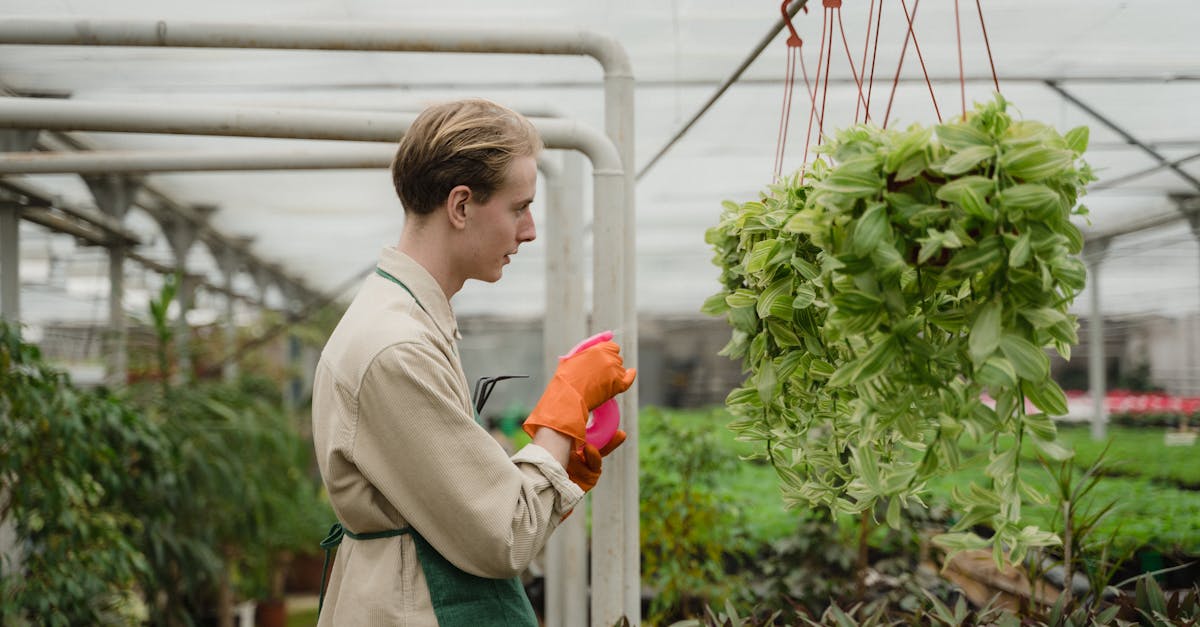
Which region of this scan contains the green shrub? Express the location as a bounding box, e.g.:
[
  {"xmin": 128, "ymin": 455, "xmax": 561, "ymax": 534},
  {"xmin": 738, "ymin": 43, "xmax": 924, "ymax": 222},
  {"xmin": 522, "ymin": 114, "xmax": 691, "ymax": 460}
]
[
  {"xmin": 639, "ymin": 406, "xmax": 745, "ymax": 622},
  {"xmin": 0, "ymin": 320, "xmax": 329, "ymax": 625},
  {"xmin": 0, "ymin": 321, "xmax": 167, "ymax": 626}
]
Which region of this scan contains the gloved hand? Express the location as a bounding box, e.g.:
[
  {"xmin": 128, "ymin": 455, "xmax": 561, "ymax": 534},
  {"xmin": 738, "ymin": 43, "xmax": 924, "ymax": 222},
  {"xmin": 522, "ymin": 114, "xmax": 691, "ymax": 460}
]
[
  {"xmin": 523, "ymin": 341, "xmax": 636, "ymax": 448},
  {"xmin": 566, "ymin": 444, "xmax": 602, "ymax": 492},
  {"xmin": 599, "ymin": 429, "xmax": 626, "ymax": 457},
  {"xmin": 565, "ymin": 429, "xmax": 626, "ymax": 493}
]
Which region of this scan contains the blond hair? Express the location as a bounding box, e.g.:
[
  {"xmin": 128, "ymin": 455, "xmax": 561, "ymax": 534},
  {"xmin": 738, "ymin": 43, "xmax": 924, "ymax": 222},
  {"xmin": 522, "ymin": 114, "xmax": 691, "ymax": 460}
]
[{"xmin": 392, "ymin": 99, "xmax": 542, "ymax": 216}]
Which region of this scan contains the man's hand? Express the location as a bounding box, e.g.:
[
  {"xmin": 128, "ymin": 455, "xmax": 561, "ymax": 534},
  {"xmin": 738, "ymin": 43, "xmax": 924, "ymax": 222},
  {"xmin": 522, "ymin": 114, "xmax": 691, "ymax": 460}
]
[{"xmin": 523, "ymin": 341, "xmax": 635, "ymax": 448}]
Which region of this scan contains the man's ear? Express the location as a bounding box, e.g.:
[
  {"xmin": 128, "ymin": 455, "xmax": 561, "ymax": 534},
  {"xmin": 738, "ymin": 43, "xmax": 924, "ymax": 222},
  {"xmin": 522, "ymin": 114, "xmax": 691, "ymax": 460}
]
[{"xmin": 445, "ymin": 185, "xmax": 471, "ymax": 230}]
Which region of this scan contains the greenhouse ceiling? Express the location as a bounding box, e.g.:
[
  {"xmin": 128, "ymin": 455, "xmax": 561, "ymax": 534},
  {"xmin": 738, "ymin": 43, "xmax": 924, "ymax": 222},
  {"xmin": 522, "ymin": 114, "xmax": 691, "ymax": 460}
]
[{"xmin": 2, "ymin": 0, "xmax": 1198, "ymax": 324}]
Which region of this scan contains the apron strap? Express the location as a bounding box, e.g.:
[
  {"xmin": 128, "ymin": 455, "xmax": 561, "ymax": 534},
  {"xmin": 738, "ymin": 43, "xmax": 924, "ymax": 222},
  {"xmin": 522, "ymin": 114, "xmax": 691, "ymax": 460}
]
[{"xmin": 318, "ymin": 522, "xmax": 411, "ymax": 614}]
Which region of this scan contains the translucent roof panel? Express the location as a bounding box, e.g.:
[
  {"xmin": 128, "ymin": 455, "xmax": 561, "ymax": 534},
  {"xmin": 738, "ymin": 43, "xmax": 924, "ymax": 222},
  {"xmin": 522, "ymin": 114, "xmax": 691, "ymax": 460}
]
[{"xmin": 2, "ymin": 0, "xmax": 1198, "ymax": 322}]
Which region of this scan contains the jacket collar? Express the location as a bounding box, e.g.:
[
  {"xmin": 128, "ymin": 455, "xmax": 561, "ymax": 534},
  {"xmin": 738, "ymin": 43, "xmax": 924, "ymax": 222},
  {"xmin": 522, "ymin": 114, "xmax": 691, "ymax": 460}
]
[{"xmin": 377, "ymin": 247, "xmax": 461, "ymax": 342}]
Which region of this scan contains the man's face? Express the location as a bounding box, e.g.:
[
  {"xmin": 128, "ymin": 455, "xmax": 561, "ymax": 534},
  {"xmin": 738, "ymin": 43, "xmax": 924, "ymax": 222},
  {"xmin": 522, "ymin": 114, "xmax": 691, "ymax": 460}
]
[{"xmin": 462, "ymin": 155, "xmax": 538, "ymax": 283}]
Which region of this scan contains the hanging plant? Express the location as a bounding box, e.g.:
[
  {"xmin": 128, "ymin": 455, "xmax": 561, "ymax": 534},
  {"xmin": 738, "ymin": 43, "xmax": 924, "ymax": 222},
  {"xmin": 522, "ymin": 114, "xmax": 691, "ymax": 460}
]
[{"xmin": 704, "ymin": 95, "xmax": 1095, "ymax": 565}]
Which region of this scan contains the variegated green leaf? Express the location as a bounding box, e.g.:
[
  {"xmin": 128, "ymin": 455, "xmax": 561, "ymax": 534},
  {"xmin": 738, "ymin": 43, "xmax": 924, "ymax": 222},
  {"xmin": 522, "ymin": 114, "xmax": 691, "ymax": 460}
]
[
  {"xmin": 1000, "ymin": 145, "xmax": 1074, "ymax": 181},
  {"xmin": 936, "ymin": 175, "xmax": 996, "ymax": 220},
  {"xmin": 938, "ymin": 145, "xmax": 995, "ymax": 175},
  {"xmin": 969, "ymin": 300, "xmax": 1002, "ymax": 365}
]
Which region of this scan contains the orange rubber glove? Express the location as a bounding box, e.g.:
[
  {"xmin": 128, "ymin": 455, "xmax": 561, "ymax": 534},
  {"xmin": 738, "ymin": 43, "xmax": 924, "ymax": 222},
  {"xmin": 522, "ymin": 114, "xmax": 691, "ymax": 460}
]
[
  {"xmin": 523, "ymin": 340, "xmax": 636, "ymax": 449},
  {"xmin": 566, "ymin": 444, "xmax": 602, "ymax": 493},
  {"xmin": 565, "ymin": 429, "xmax": 626, "ymax": 493}
]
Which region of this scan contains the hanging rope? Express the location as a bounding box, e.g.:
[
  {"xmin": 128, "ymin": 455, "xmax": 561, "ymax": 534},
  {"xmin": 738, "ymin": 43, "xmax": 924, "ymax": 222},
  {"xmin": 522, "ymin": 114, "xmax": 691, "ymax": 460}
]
[
  {"xmin": 955, "ymin": 0, "xmax": 966, "ymax": 119},
  {"xmin": 863, "ymin": 0, "xmax": 885, "ymax": 124},
  {"xmin": 773, "ymin": 0, "xmax": 810, "ymax": 180},
  {"xmin": 836, "ymin": 4, "xmax": 870, "ymax": 123},
  {"xmin": 799, "ymin": 1, "xmax": 832, "ymax": 178},
  {"xmin": 883, "ymin": 0, "xmax": 940, "ymax": 128},
  {"xmin": 976, "ymin": 0, "xmax": 1001, "ymax": 93},
  {"xmin": 855, "ymin": 0, "xmax": 878, "ymax": 123},
  {"xmin": 777, "ymin": 0, "xmax": 1001, "ymax": 177}
]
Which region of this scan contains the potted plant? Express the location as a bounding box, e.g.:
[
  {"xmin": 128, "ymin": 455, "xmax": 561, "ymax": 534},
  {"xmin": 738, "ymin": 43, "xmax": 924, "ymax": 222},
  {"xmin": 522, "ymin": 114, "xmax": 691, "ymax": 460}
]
[{"xmin": 704, "ymin": 95, "xmax": 1095, "ymax": 566}]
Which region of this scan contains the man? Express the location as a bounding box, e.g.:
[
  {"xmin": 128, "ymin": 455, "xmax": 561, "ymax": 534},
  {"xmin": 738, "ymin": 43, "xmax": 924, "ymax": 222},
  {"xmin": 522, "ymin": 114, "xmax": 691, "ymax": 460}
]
[{"xmin": 312, "ymin": 98, "xmax": 635, "ymax": 626}]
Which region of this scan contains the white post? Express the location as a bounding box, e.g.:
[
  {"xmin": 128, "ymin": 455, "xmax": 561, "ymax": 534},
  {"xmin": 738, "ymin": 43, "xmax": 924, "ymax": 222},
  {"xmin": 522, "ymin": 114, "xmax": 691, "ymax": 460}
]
[
  {"xmin": 542, "ymin": 151, "xmax": 588, "ymax": 627},
  {"xmin": 84, "ymin": 174, "xmax": 141, "ymax": 388},
  {"xmin": 596, "ymin": 54, "xmax": 639, "ymax": 627},
  {"xmin": 1086, "ymin": 240, "xmax": 1110, "ymax": 441},
  {"xmin": 215, "ymin": 243, "xmax": 246, "ymax": 382}
]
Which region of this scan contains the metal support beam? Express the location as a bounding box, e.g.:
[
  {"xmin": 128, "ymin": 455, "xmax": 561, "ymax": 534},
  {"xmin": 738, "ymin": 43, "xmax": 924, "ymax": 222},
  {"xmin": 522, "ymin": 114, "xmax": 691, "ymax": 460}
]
[
  {"xmin": 214, "ymin": 239, "xmax": 250, "ymax": 382},
  {"xmin": 0, "ymin": 147, "xmax": 393, "ymax": 174},
  {"xmin": 1, "ymin": 179, "xmax": 142, "ymax": 245},
  {"xmin": 154, "ymin": 211, "xmax": 204, "ymax": 381},
  {"xmin": 84, "ymin": 174, "xmax": 142, "ymax": 388},
  {"xmin": 0, "ymin": 201, "xmax": 18, "ymax": 322},
  {"xmin": 1045, "ymin": 81, "xmax": 1200, "ymax": 194},
  {"xmin": 1085, "ymin": 240, "xmax": 1110, "ymax": 441}
]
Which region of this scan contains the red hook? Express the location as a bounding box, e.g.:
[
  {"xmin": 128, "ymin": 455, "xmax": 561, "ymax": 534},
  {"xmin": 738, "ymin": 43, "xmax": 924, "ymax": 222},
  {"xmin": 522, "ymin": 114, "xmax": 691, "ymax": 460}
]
[{"xmin": 780, "ymin": 0, "xmax": 807, "ymax": 47}]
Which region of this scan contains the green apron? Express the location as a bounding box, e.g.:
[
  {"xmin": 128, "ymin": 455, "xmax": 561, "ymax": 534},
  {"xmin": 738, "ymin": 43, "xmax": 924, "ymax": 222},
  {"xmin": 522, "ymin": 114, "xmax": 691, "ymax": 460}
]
[{"xmin": 319, "ymin": 522, "xmax": 538, "ymax": 627}]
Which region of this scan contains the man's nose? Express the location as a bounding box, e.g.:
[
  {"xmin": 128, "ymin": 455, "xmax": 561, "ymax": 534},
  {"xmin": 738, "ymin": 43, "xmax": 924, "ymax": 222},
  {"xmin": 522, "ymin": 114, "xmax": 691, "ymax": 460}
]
[{"xmin": 519, "ymin": 212, "xmax": 536, "ymax": 243}]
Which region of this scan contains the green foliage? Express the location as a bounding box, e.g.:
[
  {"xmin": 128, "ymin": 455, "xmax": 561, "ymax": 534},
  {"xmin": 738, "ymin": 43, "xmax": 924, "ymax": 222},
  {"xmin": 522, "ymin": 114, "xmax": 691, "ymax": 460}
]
[
  {"xmin": 129, "ymin": 376, "xmax": 330, "ymax": 611},
  {"xmin": 0, "ymin": 321, "xmax": 163, "ymax": 626},
  {"xmin": 640, "ymin": 407, "xmax": 744, "ymax": 622},
  {"xmin": 1056, "ymin": 426, "xmax": 1200, "ymax": 489},
  {"xmin": 1027, "ymin": 447, "xmax": 1131, "ymax": 616},
  {"xmin": 0, "ymin": 318, "xmax": 329, "ymax": 624},
  {"xmin": 704, "ymin": 95, "xmax": 1095, "ymax": 566}
]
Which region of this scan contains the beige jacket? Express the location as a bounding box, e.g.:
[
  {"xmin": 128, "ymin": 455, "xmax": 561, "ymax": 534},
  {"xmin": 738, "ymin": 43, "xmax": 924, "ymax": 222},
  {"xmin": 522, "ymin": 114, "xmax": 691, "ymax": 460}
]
[{"xmin": 312, "ymin": 247, "xmax": 583, "ymax": 626}]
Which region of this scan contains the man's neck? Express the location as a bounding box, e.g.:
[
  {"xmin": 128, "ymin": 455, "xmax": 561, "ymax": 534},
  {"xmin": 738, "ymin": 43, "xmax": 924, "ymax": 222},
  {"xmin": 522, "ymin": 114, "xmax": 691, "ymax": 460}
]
[{"xmin": 398, "ymin": 225, "xmax": 463, "ymax": 300}]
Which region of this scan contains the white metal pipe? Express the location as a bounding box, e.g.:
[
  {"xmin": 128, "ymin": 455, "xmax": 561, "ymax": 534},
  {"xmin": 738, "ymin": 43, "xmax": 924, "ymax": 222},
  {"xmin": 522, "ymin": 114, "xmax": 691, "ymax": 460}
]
[
  {"xmin": 597, "ymin": 57, "xmax": 640, "ymax": 627},
  {"xmin": 0, "ymin": 18, "xmax": 633, "ymax": 78},
  {"xmin": 0, "ymin": 97, "xmax": 623, "ymax": 173},
  {"xmin": 107, "ymin": 243, "xmax": 127, "ymax": 387},
  {"xmin": 0, "ymin": 147, "xmax": 395, "ymax": 174}
]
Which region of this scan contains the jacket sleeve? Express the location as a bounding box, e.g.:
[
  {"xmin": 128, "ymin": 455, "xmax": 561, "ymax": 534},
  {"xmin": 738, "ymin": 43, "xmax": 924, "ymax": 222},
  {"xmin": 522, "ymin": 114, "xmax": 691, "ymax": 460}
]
[{"xmin": 351, "ymin": 340, "xmax": 584, "ymax": 579}]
